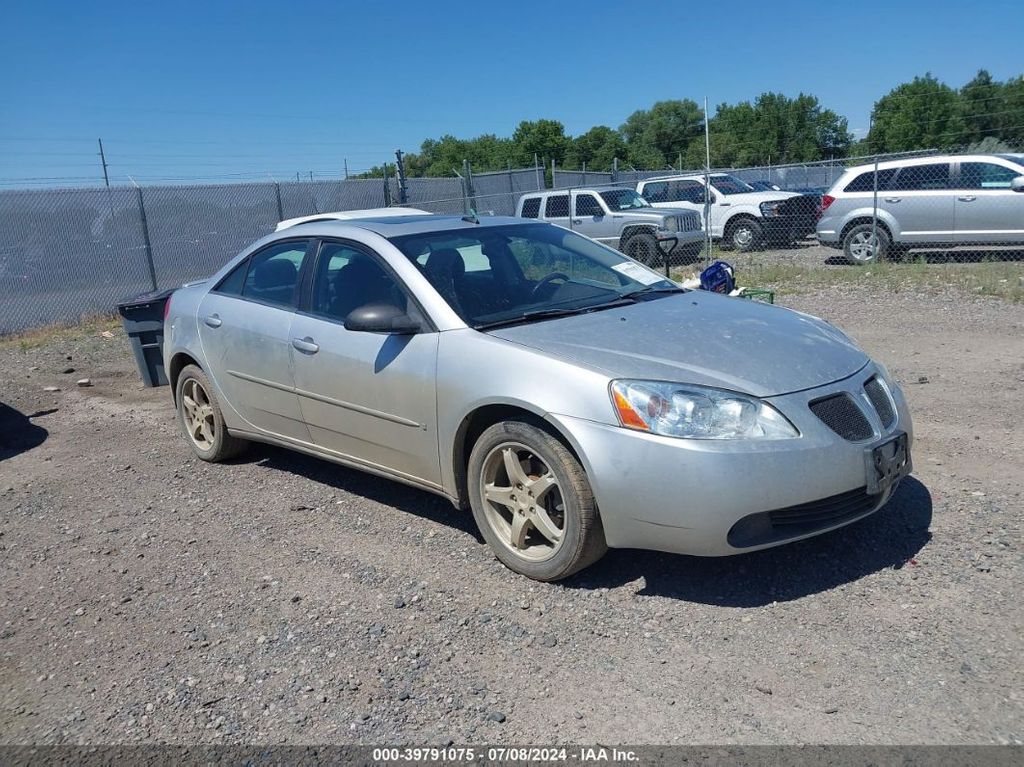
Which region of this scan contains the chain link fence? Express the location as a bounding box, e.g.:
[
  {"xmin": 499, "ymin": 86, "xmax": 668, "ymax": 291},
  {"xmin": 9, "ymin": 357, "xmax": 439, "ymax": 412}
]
[{"xmin": 2, "ymin": 147, "xmax": 1022, "ymax": 333}]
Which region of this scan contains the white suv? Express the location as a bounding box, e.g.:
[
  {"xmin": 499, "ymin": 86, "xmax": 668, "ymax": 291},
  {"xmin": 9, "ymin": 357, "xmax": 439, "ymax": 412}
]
[{"xmin": 636, "ymin": 174, "xmax": 820, "ymax": 251}]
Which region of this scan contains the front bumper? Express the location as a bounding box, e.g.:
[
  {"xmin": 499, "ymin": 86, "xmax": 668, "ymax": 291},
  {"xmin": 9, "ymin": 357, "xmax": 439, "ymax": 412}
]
[
  {"xmin": 763, "ymin": 213, "xmax": 817, "ymax": 242},
  {"xmin": 549, "ymin": 364, "xmax": 913, "ymax": 556}
]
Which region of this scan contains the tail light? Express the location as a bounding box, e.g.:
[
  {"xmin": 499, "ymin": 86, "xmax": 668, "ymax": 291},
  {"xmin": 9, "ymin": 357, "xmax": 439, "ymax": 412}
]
[
  {"xmin": 163, "ymin": 293, "xmax": 173, "ymax": 322},
  {"xmin": 820, "ymin": 194, "xmax": 835, "ymax": 215}
]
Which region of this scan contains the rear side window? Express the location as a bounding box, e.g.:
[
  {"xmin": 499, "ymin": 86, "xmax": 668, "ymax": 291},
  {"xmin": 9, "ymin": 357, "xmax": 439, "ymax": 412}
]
[
  {"xmin": 240, "ymin": 241, "xmax": 309, "ymax": 308},
  {"xmin": 890, "ymin": 163, "xmax": 950, "ymax": 191},
  {"xmin": 545, "ymin": 195, "xmax": 569, "ymax": 218},
  {"xmin": 520, "ymin": 197, "xmax": 541, "ymax": 218},
  {"xmin": 959, "ymin": 162, "xmax": 1018, "ymax": 189},
  {"xmin": 215, "ymin": 259, "xmax": 249, "ymax": 296},
  {"xmin": 843, "ymin": 168, "xmax": 898, "ymax": 192},
  {"xmin": 642, "ymin": 182, "xmax": 668, "ymax": 203}
]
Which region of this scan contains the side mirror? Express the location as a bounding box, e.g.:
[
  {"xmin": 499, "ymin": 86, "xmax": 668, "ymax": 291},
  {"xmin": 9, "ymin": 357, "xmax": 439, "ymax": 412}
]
[
  {"xmin": 1011, "ymin": 176, "xmax": 1024, "ymax": 192},
  {"xmin": 344, "ymin": 303, "xmax": 420, "ymax": 334}
]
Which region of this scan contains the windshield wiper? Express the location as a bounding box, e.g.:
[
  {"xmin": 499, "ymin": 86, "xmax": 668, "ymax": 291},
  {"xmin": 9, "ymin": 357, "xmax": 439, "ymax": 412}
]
[
  {"xmin": 476, "ymin": 299, "xmax": 637, "ymax": 330},
  {"xmin": 618, "ymin": 284, "xmax": 684, "ymax": 301}
]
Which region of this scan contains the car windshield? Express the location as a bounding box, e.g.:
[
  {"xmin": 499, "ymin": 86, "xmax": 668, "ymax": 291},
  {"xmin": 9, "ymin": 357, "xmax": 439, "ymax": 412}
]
[
  {"xmin": 389, "ymin": 222, "xmax": 679, "ymax": 329},
  {"xmin": 709, "ymin": 174, "xmax": 756, "ymax": 195},
  {"xmin": 599, "ymin": 189, "xmax": 651, "ymax": 210}
]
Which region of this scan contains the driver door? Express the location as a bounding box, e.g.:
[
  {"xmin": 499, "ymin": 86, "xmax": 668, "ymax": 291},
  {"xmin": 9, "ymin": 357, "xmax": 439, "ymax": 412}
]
[{"xmin": 289, "ymin": 240, "xmax": 441, "ymax": 486}]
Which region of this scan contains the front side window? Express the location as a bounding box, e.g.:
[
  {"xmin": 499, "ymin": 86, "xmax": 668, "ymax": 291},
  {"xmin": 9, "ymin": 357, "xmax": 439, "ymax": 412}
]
[
  {"xmin": 959, "ymin": 162, "xmax": 1019, "ymax": 189},
  {"xmin": 545, "ymin": 195, "xmax": 569, "ymax": 218},
  {"xmin": 310, "ymin": 242, "xmax": 407, "ymax": 322},
  {"xmin": 520, "ymin": 197, "xmax": 541, "ymax": 218},
  {"xmin": 389, "ymin": 223, "xmax": 678, "ymax": 329},
  {"xmin": 574, "ymin": 194, "xmax": 603, "ymax": 217},
  {"xmin": 599, "ymin": 188, "xmax": 650, "ymax": 210},
  {"xmin": 236, "ymin": 240, "xmax": 309, "ymax": 308},
  {"xmin": 890, "ymin": 163, "xmax": 950, "ymax": 191},
  {"xmin": 672, "ymin": 180, "xmax": 707, "ymax": 204},
  {"xmin": 708, "ymin": 174, "xmax": 755, "ymax": 195}
]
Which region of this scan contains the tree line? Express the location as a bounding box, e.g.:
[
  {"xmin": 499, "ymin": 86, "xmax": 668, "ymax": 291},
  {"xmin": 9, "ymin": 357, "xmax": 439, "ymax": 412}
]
[{"xmin": 361, "ymin": 70, "xmax": 1023, "ymax": 178}]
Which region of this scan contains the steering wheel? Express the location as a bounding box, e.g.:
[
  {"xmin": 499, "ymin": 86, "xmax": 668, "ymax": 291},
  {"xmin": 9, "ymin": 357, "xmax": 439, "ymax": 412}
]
[{"xmin": 529, "ymin": 272, "xmax": 570, "ymax": 301}]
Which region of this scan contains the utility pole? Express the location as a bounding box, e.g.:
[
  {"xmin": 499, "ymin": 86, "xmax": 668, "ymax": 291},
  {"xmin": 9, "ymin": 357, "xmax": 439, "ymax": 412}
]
[
  {"xmin": 98, "ymin": 138, "xmax": 110, "ymax": 187},
  {"xmin": 703, "ymin": 97, "xmax": 713, "ymax": 264}
]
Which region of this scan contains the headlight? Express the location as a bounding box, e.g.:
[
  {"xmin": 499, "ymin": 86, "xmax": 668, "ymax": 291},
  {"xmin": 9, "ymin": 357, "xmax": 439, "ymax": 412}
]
[
  {"xmin": 663, "ymin": 216, "xmax": 679, "ymax": 232},
  {"xmin": 760, "ymin": 201, "xmax": 784, "ymax": 217},
  {"xmin": 610, "ymin": 380, "xmax": 799, "ymax": 440}
]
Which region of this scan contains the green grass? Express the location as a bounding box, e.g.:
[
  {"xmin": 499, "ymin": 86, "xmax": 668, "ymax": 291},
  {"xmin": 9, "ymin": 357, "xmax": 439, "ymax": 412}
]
[
  {"xmin": 0, "ymin": 313, "xmax": 122, "ymax": 352},
  {"xmin": 673, "ymin": 257, "xmax": 1024, "ymax": 304}
]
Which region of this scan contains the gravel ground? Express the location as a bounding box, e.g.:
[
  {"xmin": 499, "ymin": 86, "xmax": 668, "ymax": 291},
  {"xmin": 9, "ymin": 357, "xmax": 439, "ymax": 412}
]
[{"xmin": 0, "ymin": 282, "xmax": 1021, "ymax": 746}]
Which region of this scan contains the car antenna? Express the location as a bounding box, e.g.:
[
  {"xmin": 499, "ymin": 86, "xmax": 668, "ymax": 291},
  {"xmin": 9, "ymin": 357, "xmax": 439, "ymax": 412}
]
[{"xmin": 461, "ymin": 208, "xmax": 480, "ymax": 225}]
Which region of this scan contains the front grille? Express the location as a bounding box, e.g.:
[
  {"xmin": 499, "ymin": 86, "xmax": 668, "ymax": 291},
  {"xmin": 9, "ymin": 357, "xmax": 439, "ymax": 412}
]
[
  {"xmin": 674, "ymin": 213, "xmax": 701, "ymax": 232},
  {"xmin": 809, "ymin": 393, "xmax": 873, "ymax": 441},
  {"xmin": 864, "ymin": 377, "xmax": 895, "ymax": 428},
  {"xmin": 728, "ymin": 487, "xmax": 881, "ymax": 548}
]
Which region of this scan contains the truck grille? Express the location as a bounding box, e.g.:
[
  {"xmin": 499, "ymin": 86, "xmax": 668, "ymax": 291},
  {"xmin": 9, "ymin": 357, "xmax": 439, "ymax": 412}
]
[
  {"xmin": 727, "ymin": 487, "xmax": 881, "ymax": 548},
  {"xmin": 864, "ymin": 377, "xmax": 895, "ymax": 428},
  {"xmin": 809, "ymin": 393, "xmax": 873, "ymax": 441},
  {"xmin": 674, "ymin": 213, "xmax": 701, "ymax": 232}
]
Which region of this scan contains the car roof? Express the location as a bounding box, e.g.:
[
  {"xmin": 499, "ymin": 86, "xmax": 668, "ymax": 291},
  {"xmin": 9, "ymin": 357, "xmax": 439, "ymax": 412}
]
[
  {"xmin": 273, "ymin": 214, "xmax": 530, "ymax": 239},
  {"xmin": 275, "ymin": 207, "xmax": 429, "ymax": 230},
  {"xmin": 640, "ymin": 173, "xmax": 730, "ymax": 183},
  {"xmin": 842, "ymin": 153, "xmax": 1024, "ymax": 173},
  {"xmin": 521, "ymin": 186, "xmax": 629, "ymax": 196}
]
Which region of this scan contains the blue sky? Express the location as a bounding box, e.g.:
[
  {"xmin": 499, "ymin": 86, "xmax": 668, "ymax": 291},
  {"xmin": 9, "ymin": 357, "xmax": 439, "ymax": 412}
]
[{"xmin": 1, "ymin": 0, "xmax": 1022, "ymax": 186}]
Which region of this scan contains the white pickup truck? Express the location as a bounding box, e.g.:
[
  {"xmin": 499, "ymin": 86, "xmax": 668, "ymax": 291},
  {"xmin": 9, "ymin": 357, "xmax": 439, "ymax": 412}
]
[{"xmin": 636, "ymin": 174, "xmax": 820, "ymax": 251}]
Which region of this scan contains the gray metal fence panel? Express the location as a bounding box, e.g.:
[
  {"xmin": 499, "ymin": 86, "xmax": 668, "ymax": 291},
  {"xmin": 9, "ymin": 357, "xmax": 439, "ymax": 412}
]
[
  {"xmin": 0, "ymin": 186, "xmax": 153, "ymax": 333},
  {"xmin": 553, "ymin": 170, "xmax": 614, "ymax": 188}
]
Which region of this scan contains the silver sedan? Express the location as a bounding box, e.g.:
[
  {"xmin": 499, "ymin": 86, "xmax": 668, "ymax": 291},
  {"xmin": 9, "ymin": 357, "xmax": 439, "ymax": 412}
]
[{"xmin": 164, "ymin": 215, "xmax": 913, "ymax": 580}]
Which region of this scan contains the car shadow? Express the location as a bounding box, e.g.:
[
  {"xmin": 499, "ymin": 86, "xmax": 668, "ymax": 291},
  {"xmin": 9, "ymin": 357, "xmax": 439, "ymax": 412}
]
[
  {"xmin": 563, "ymin": 476, "xmax": 933, "ymax": 607},
  {"xmin": 0, "ymin": 402, "xmax": 50, "ymax": 461},
  {"xmin": 246, "ymin": 443, "xmax": 481, "ymax": 539},
  {"xmin": 824, "ymin": 249, "xmax": 1024, "ymax": 266}
]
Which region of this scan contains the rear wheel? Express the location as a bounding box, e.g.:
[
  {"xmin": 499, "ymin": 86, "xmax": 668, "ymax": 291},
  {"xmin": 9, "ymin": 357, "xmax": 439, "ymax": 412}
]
[
  {"xmin": 726, "ymin": 217, "xmax": 763, "ymax": 252},
  {"xmin": 842, "ymin": 223, "xmax": 890, "ymax": 264},
  {"xmin": 623, "ymin": 231, "xmax": 662, "ymax": 267},
  {"xmin": 467, "ymin": 420, "xmax": 606, "ymax": 581},
  {"xmin": 175, "ymin": 364, "xmax": 247, "ymax": 462}
]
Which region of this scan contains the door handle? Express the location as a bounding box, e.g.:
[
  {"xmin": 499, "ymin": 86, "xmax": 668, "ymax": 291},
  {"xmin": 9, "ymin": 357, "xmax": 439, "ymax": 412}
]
[
  {"xmin": 884, "ymin": 197, "xmax": 901, "ymax": 203},
  {"xmin": 571, "ymin": 218, "xmax": 583, "ymax": 224},
  {"xmin": 292, "ymin": 336, "xmax": 319, "ymax": 354},
  {"xmin": 958, "ymin": 195, "xmax": 977, "ymax": 202},
  {"xmin": 203, "ymin": 314, "xmax": 222, "ymax": 328}
]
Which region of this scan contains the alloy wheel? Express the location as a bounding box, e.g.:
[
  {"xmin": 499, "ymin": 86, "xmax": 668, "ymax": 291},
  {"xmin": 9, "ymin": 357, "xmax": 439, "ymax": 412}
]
[
  {"xmin": 479, "ymin": 442, "xmax": 565, "ymax": 562},
  {"xmin": 181, "ymin": 377, "xmax": 217, "ymax": 451}
]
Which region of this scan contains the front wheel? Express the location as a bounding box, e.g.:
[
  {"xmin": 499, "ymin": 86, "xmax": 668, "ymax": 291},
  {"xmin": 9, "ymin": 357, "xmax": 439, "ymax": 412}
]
[
  {"xmin": 842, "ymin": 223, "xmax": 890, "ymax": 264},
  {"xmin": 623, "ymin": 231, "xmax": 662, "ymax": 267},
  {"xmin": 467, "ymin": 420, "xmax": 607, "ymax": 581},
  {"xmin": 726, "ymin": 217, "xmax": 763, "ymax": 252}
]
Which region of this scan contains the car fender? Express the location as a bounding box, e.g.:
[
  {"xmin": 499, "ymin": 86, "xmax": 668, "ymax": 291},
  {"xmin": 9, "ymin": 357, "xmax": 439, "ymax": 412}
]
[
  {"xmin": 719, "ymin": 204, "xmax": 764, "ymax": 234},
  {"xmin": 838, "ymin": 205, "xmax": 903, "ymax": 240}
]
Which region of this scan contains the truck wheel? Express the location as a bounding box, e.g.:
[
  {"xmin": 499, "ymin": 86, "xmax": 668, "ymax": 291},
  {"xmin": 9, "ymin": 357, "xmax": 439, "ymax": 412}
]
[
  {"xmin": 726, "ymin": 217, "xmax": 763, "ymax": 252},
  {"xmin": 842, "ymin": 223, "xmax": 890, "ymax": 264},
  {"xmin": 467, "ymin": 420, "xmax": 607, "ymax": 581},
  {"xmin": 623, "ymin": 231, "xmax": 662, "ymax": 267}
]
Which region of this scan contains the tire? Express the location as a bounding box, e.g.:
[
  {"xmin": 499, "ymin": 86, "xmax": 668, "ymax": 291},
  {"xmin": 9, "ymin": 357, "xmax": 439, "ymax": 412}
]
[
  {"xmin": 467, "ymin": 420, "xmax": 607, "ymax": 581},
  {"xmin": 726, "ymin": 217, "xmax": 763, "ymax": 252},
  {"xmin": 175, "ymin": 364, "xmax": 247, "ymax": 462},
  {"xmin": 623, "ymin": 230, "xmax": 662, "ymax": 268},
  {"xmin": 842, "ymin": 223, "xmax": 890, "ymax": 264}
]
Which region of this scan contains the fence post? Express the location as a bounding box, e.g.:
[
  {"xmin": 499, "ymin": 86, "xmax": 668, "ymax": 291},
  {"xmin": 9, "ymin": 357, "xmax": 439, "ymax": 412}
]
[
  {"xmin": 582, "ymin": 162, "xmax": 587, "ymax": 186},
  {"xmin": 463, "ymin": 159, "xmax": 477, "ymax": 212},
  {"xmin": 273, "ymin": 182, "xmax": 284, "ymax": 222},
  {"xmin": 551, "ymin": 158, "xmax": 556, "ymax": 188},
  {"xmin": 534, "ymin": 153, "xmax": 542, "ymax": 190},
  {"xmin": 612, "ymin": 157, "xmax": 619, "ymax": 183},
  {"xmin": 507, "ymin": 161, "xmax": 514, "ymax": 194},
  {"xmin": 134, "ymin": 185, "xmax": 158, "ymax": 292},
  {"xmin": 395, "ymin": 149, "xmax": 409, "ymax": 205},
  {"xmin": 870, "ymin": 154, "xmax": 879, "ymax": 259},
  {"xmin": 383, "ymin": 164, "xmax": 393, "ymax": 207}
]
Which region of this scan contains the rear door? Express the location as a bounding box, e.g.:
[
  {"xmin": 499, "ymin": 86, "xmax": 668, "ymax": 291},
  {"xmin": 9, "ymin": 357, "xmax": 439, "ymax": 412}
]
[
  {"xmin": 954, "ymin": 160, "xmax": 1024, "ymax": 245},
  {"xmin": 288, "ymin": 240, "xmax": 441, "ymax": 486},
  {"xmin": 883, "ymin": 162, "xmax": 955, "ymax": 244},
  {"xmin": 196, "ymin": 239, "xmax": 313, "ymax": 441}
]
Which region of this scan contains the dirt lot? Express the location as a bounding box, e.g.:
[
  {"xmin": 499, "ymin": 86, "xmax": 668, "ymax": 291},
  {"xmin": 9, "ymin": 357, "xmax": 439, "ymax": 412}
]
[{"xmin": 1, "ymin": 265, "xmax": 1022, "ymax": 746}]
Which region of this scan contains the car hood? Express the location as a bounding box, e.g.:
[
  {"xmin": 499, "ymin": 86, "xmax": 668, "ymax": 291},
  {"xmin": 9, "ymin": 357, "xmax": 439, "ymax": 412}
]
[
  {"xmin": 722, "ymin": 190, "xmax": 800, "ymax": 204},
  {"xmin": 487, "ymin": 292, "xmax": 868, "ymax": 397}
]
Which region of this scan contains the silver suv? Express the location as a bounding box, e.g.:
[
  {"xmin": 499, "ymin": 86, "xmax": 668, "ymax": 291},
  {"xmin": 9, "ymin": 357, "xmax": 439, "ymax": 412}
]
[
  {"xmin": 516, "ymin": 187, "xmax": 704, "ymax": 267},
  {"xmin": 817, "ymin": 154, "xmax": 1024, "ymax": 263}
]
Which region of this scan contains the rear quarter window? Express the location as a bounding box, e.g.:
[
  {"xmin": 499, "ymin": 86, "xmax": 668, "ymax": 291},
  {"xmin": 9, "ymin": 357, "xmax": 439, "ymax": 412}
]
[
  {"xmin": 520, "ymin": 197, "xmax": 541, "ymax": 218},
  {"xmin": 843, "ymin": 168, "xmax": 898, "ymax": 192}
]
